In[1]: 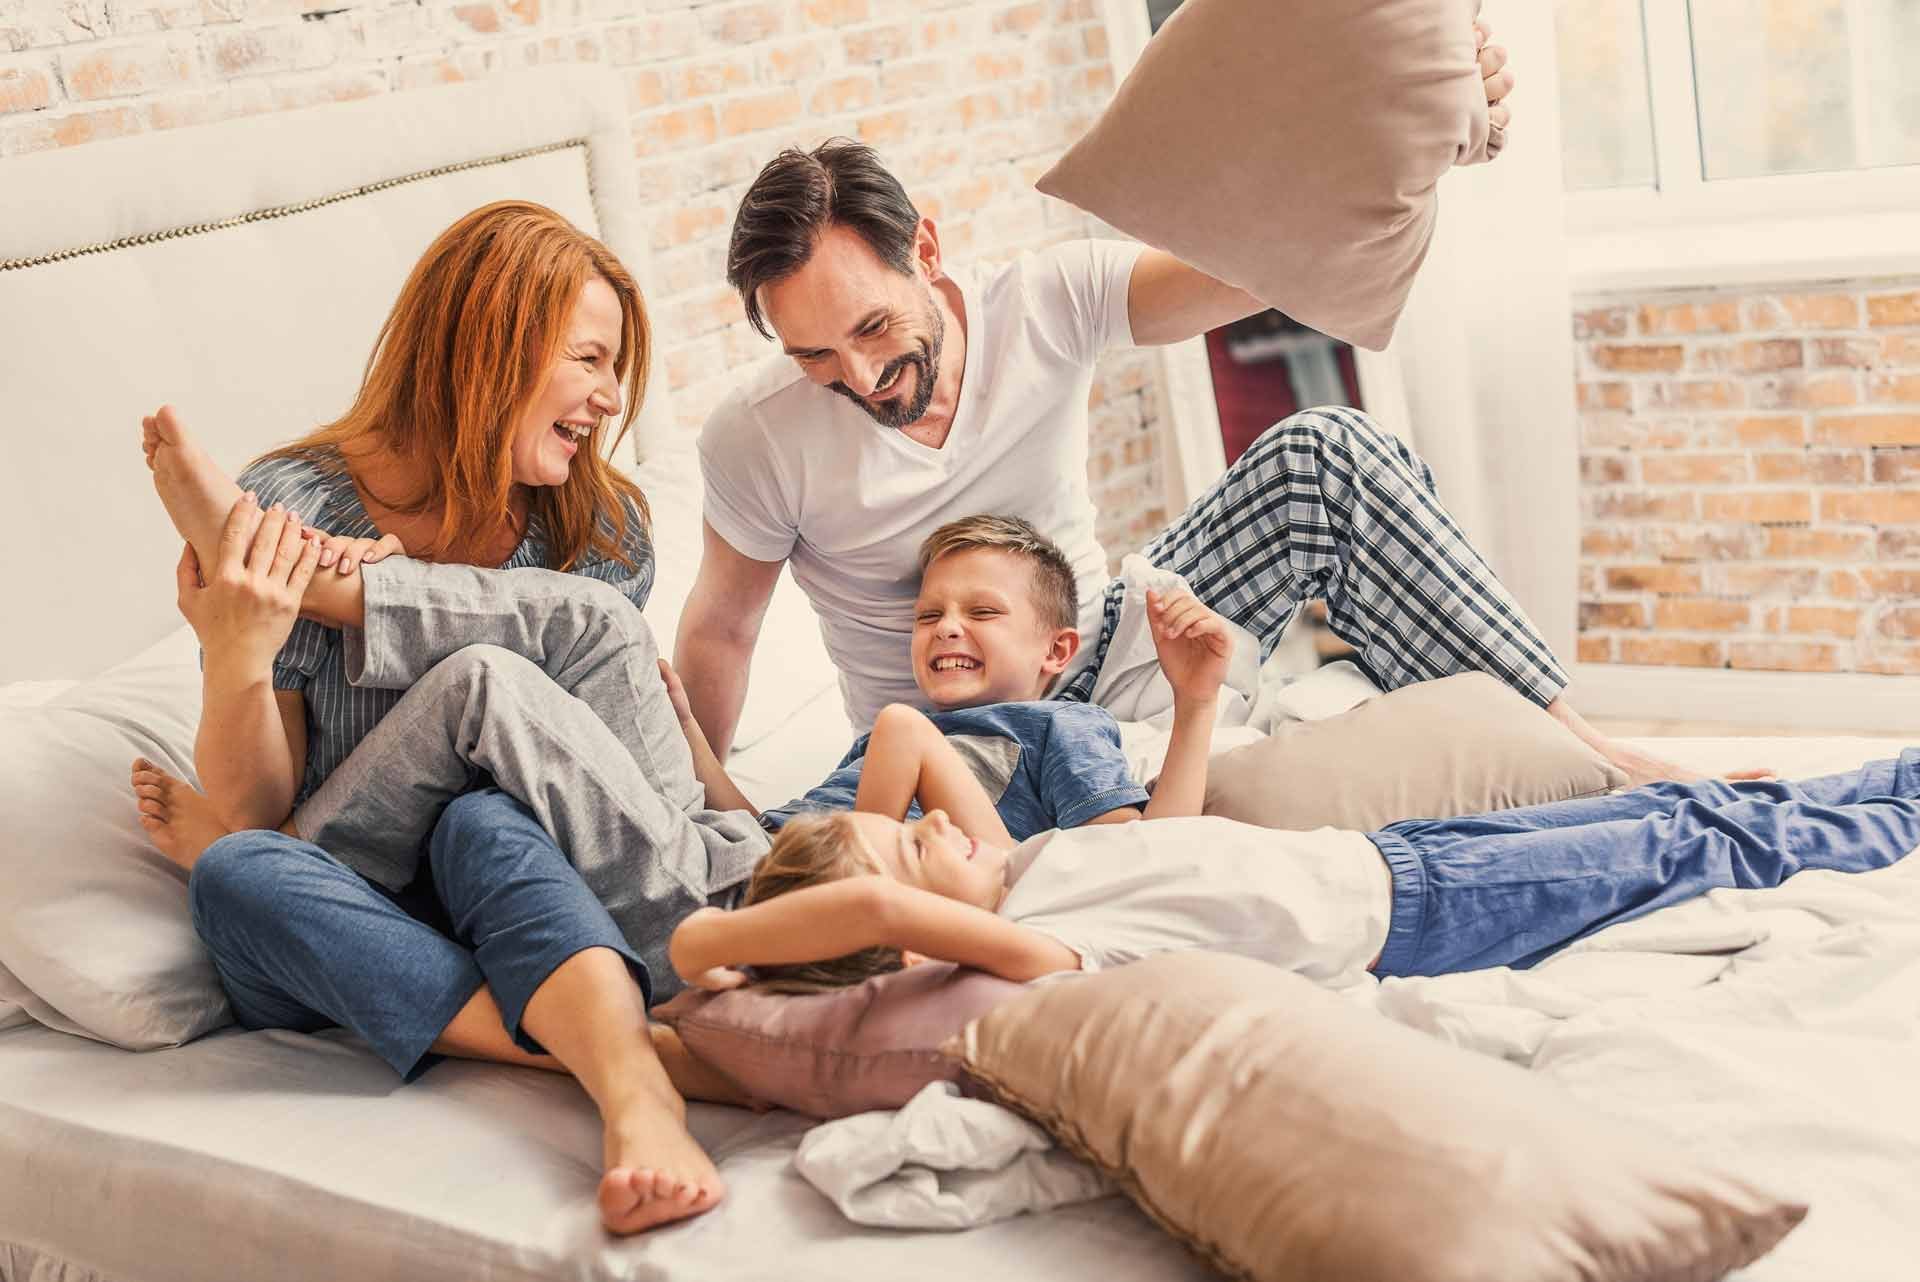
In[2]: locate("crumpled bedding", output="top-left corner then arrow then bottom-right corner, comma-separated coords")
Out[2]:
793,1082 -> 1114,1229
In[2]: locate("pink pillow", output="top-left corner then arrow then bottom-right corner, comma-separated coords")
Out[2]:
653,963 -> 1024,1119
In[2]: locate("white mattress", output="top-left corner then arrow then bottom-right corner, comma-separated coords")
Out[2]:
4,733 -> 1915,1282
0,1022 -> 1212,1282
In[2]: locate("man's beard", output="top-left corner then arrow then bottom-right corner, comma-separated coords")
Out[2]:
828,296 -> 946,429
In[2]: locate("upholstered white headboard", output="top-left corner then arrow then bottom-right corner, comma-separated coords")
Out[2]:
0,67 -> 670,683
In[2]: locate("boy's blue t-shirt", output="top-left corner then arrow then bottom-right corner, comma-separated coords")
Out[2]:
760,701 -> 1149,839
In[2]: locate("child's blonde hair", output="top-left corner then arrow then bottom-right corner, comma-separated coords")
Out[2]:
918,514 -> 1078,631
741,813 -> 907,992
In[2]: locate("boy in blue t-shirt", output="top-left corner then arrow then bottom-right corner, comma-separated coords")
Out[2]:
662,514 -> 1234,850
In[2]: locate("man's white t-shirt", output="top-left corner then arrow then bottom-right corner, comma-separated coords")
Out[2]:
698,239 -> 1145,729
999,818 -> 1392,986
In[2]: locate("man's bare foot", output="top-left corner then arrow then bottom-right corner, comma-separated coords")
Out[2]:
596,1084 -> 726,1233
142,405 -> 252,569
1544,695 -> 1773,788
130,757 -> 233,871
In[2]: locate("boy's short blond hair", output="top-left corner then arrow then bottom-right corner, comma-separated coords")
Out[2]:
917,514 -> 1078,632
741,813 -> 906,992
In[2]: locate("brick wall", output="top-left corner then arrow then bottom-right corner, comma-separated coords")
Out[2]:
0,0 -> 1168,561
1574,279 -> 1920,677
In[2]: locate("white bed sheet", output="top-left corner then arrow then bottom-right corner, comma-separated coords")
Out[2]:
0,1021 -> 1209,1282
4,733 -> 1914,1282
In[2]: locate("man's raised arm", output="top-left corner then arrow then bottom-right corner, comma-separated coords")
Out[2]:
1125,250 -> 1265,348
673,519 -> 785,761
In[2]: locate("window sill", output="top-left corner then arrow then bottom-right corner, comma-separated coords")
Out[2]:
1569,208 -> 1920,296
1565,168 -> 1920,295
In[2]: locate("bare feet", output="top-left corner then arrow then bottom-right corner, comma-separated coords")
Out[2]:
596,1084 -> 727,1233
142,405 -> 250,569
1544,695 -> 1773,787
130,758 -> 234,871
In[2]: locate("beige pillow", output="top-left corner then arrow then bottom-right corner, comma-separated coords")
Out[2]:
1037,0 -> 1493,350
950,952 -> 1806,1282
1202,673 -> 1626,830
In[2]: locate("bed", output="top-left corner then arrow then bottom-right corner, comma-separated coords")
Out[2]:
2,68 -> 1915,1282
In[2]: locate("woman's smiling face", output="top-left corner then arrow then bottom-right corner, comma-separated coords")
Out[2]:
508,275 -> 626,488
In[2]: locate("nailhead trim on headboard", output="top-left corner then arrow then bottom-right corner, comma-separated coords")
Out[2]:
1,137 -> 591,273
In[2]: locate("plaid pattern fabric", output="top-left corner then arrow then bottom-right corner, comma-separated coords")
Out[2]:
1056,406 -> 1568,708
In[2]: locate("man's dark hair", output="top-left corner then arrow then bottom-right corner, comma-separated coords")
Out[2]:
727,138 -> 921,340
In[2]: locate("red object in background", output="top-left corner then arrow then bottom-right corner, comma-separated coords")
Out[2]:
1203,314 -> 1363,466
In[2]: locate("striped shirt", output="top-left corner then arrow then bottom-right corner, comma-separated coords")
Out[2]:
236,448 -> 655,805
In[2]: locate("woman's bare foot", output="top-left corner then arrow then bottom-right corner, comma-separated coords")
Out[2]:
142,405 -> 252,568
596,1083 -> 727,1233
130,757 -> 233,871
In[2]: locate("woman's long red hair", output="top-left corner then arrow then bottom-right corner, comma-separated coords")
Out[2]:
264,200 -> 651,569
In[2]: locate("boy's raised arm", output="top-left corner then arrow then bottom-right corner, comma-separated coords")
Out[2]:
854,704 -> 1017,848
1141,590 -> 1231,821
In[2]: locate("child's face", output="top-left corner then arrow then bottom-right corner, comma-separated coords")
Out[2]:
846,809 -> 1009,911
910,547 -> 1077,709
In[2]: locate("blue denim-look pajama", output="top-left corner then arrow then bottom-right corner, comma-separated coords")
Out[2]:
189,788 -> 647,1080
1370,749 -> 1920,978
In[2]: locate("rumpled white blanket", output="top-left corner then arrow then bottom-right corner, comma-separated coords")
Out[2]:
792,1082 -> 1115,1230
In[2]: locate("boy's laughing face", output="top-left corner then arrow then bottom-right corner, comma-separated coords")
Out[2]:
910,547 -> 1078,709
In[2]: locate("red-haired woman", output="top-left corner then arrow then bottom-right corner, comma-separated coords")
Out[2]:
130,201 -> 751,1234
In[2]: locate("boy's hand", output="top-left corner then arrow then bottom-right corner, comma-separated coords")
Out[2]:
177,496 -> 321,679
1148,589 -> 1232,706
658,658 -> 697,727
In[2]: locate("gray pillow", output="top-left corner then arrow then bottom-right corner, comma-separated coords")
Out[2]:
0,629 -> 231,1048
1203,673 -> 1627,830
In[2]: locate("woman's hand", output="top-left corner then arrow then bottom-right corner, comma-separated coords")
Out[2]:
177,495 -> 322,679
1149,589 -> 1232,708
312,529 -> 405,576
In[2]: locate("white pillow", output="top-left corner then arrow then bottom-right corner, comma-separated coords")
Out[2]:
627,433 -> 842,753
0,627 -> 232,1049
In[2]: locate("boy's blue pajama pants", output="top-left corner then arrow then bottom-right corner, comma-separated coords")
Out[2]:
1370,749 -> 1920,977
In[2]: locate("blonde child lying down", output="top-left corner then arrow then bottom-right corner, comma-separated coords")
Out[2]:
669,755 -> 1920,991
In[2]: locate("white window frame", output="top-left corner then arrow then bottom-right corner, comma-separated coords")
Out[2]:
1567,0 -> 1920,293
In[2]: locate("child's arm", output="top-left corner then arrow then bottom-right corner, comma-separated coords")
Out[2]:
854,703 -> 1017,849
1140,589 -> 1231,821
669,877 -> 1078,989
658,659 -> 760,816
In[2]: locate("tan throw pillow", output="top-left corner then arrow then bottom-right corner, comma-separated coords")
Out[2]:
1202,672 -> 1627,831
654,962 -> 1025,1119
1037,0 -> 1494,350
951,952 -> 1806,1282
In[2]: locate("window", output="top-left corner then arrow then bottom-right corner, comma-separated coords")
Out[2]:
1558,0 -> 1920,188
1555,0 -> 1656,190
1557,0 -> 1920,290
1693,0 -> 1920,178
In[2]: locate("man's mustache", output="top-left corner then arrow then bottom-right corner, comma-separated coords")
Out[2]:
829,351 -> 921,402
